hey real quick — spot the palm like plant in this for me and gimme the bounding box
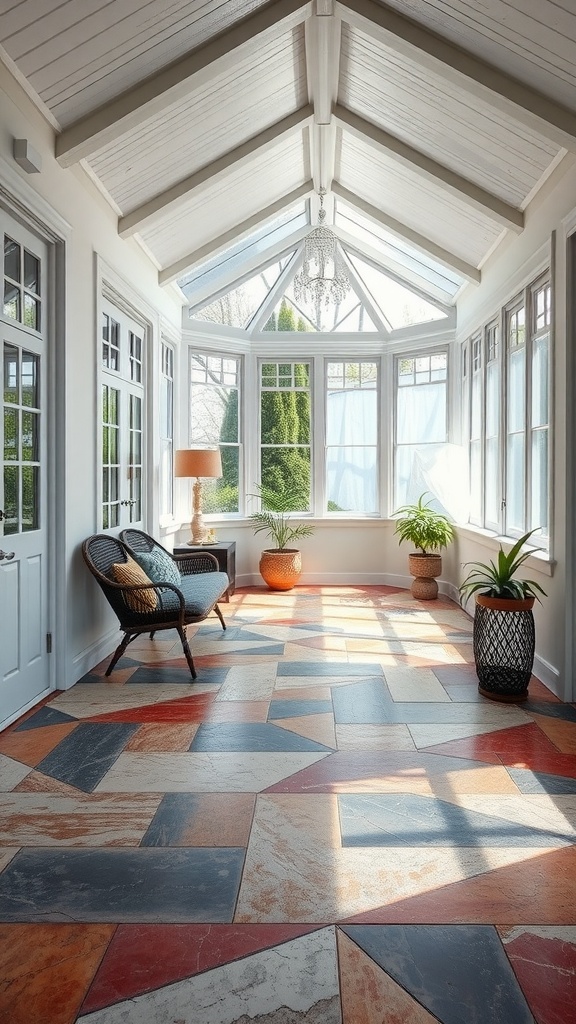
[393,493,455,554]
[459,529,547,601]
[249,483,315,550]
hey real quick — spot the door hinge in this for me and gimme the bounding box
[46,633,52,654]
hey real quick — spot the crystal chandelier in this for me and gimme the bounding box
[293,189,351,307]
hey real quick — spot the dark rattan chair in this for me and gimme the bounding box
[82,533,229,679]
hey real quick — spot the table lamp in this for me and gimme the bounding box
[175,448,222,545]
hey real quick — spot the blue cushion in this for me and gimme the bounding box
[133,548,181,587]
[159,572,229,617]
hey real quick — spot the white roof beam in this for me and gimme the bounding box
[56,0,312,167]
[334,104,524,231]
[305,1,341,190]
[159,181,314,285]
[119,105,313,238]
[332,182,481,283]
[338,0,576,152]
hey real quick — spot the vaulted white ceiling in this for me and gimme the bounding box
[2,0,575,309]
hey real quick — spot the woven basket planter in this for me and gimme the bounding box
[408,552,442,600]
[473,594,535,702]
[259,549,302,591]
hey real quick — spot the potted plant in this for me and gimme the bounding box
[459,529,546,702]
[249,483,315,591]
[392,492,455,599]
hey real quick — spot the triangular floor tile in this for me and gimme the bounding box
[337,929,437,1023]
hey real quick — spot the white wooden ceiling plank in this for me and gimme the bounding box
[338,0,576,150]
[118,106,313,236]
[158,182,314,285]
[334,104,523,229]
[380,0,576,107]
[55,0,311,165]
[332,181,481,282]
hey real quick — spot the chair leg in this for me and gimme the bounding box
[214,603,226,630]
[178,625,197,679]
[106,632,132,676]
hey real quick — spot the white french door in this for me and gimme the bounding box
[1,214,50,726]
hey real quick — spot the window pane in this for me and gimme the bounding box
[4,408,18,461]
[24,250,39,293]
[3,281,20,321]
[23,294,39,331]
[507,347,525,431]
[4,345,18,403]
[3,465,18,535]
[326,388,377,445]
[470,441,482,521]
[531,429,548,535]
[532,335,549,428]
[21,465,38,531]
[190,353,241,513]
[485,437,499,524]
[486,363,499,436]
[21,352,39,407]
[327,445,377,512]
[506,433,525,532]
[261,447,311,511]
[396,383,446,444]
[4,237,20,281]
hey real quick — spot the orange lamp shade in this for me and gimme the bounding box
[174,449,222,479]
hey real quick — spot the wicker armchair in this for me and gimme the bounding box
[82,533,229,679]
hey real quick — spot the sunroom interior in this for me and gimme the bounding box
[1,0,576,732]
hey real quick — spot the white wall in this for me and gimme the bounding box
[0,66,183,688]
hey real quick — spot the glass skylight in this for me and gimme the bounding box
[348,254,448,329]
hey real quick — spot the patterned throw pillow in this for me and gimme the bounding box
[111,557,158,612]
[133,548,182,588]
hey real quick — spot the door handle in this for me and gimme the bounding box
[0,550,15,561]
[0,510,4,521]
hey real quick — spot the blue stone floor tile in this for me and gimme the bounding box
[507,767,576,795]
[341,925,534,1024]
[332,679,395,724]
[14,706,77,730]
[127,666,227,685]
[190,722,333,753]
[36,723,139,792]
[268,699,333,719]
[338,793,574,848]
[524,700,576,721]
[0,847,245,922]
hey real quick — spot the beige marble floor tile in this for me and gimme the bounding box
[272,714,336,749]
[408,723,512,748]
[335,725,416,751]
[0,754,31,792]
[384,667,452,702]
[234,794,549,923]
[0,793,161,846]
[49,683,216,718]
[215,662,278,701]
[95,751,330,793]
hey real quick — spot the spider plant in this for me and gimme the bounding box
[459,529,547,602]
[249,483,315,551]
[392,492,455,554]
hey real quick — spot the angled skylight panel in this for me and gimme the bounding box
[193,257,295,329]
[179,205,308,304]
[347,254,448,330]
[335,204,464,302]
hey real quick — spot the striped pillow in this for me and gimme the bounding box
[111,557,158,612]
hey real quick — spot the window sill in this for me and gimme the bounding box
[456,524,555,577]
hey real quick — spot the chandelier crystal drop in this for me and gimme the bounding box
[293,189,351,307]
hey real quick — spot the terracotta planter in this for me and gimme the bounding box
[259,548,302,591]
[408,552,442,600]
[473,594,535,702]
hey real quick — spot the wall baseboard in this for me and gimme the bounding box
[69,630,118,688]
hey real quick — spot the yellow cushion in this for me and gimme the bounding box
[111,557,158,612]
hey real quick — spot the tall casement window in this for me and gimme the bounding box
[326,361,378,513]
[394,352,448,507]
[189,353,241,513]
[159,342,174,519]
[101,303,145,529]
[259,361,311,510]
[463,271,551,547]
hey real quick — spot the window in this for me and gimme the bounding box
[462,271,551,546]
[3,235,41,331]
[259,361,311,510]
[326,361,378,513]
[395,352,448,507]
[159,342,174,519]
[101,303,145,529]
[189,353,241,513]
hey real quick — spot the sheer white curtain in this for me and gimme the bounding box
[326,390,377,512]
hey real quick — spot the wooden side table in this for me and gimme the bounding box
[174,541,236,598]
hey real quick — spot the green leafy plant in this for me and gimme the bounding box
[392,493,455,554]
[249,483,315,551]
[459,529,547,602]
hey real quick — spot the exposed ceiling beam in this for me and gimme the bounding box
[159,181,314,285]
[119,105,313,238]
[334,104,524,231]
[305,1,341,190]
[56,0,312,167]
[338,0,576,151]
[333,182,481,283]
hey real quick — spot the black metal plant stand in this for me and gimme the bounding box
[473,597,535,702]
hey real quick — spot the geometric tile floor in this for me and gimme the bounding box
[1,584,575,1023]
